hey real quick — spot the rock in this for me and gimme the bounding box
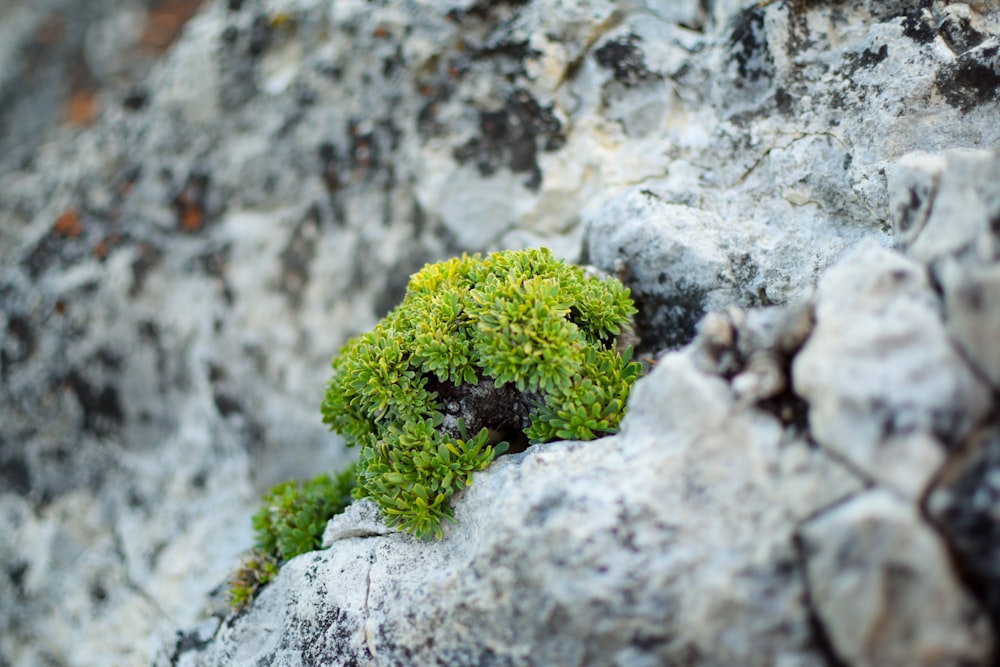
[799,489,994,667]
[584,192,733,350]
[169,243,998,664]
[927,425,1000,626]
[791,241,992,500]
[3,0,1000,665]
[174,350,867,667]
[888,148,1000,388]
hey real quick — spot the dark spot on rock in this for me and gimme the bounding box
[774,86,794,114]
[228,0,244,10]
[90,579,108,604]
[2,314,35,374]
[897,187,922,234]
[293,84,317,107]
[196,245,230,282]
[191,469,207,490]
[629,281,708,354]
[595,34,659,87]
[130,243,162,297]
[417,96,449,139]
[208,363,226,384]
[220,25,239,45]
[936,44,1000,112]
[318,141,343,193]
[938,11,986,55]
[65,371,124,436]
[453,89,564,191]
[889,268,911,283]
[900,8,936,44]
[0,446,31,497]
[122,86,148,111]
[454,0,532,22]
[248,14,272,57]
[128,488,146,509]
[631,632,670,651]
[858,44,888,69]
[792,532,853,667]
[729,6,773,83]
[476,39,537,64]
[524,492,567,527]
[213,392,242,418]
[759,385,810,431]
[927,426,1000,626]
[382,47,404,79]
[172,172,211,233]
[169,627,218,665]
[7,562,28,598]
[22,234,69,279]
[841,44,889,79]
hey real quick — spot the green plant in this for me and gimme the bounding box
[227,548,279,612]
[228,468,356,611]
[321,247,641,539]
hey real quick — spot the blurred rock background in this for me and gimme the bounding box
[1,1,999,665]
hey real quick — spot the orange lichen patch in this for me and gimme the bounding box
[92,233,121,262]
[52,210,82,238]
[173,174,210,233]
[141,0,205,52]
[66,90,99,126]
[373,24,391,39]
[179,206,204,233]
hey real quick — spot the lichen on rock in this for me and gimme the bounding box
[320,247,640,539]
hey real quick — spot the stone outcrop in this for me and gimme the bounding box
[1,0,999,665]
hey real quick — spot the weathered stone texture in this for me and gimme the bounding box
[2,0,1000,665]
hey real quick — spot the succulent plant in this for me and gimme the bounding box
[321,248,641,539]
[228,468,356,610]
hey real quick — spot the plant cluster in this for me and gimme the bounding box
[321,247,641,539]
[228,468,356,611]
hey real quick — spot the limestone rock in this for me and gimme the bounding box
[927,425,1000,625]
[170,240,999,664]
[176,350,866,667]
[800,489,994,667]
[888,148,1000,388]
[791,241,991,500]
[3,0,1000,665]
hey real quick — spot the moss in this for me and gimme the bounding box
[228,468,356,611]
[321,248,641,539]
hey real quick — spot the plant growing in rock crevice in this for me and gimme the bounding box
[321,247,641,539]
[228,468,356,611]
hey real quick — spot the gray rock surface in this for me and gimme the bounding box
[792,241,991,499]
[1,0,1000,665]
[800,488,992,667]
[171,233,997,666]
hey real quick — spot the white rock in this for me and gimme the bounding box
[178,349,871,666]
[889,149,1000,265]
[800,489,994,667]
[938,257,1000,388]
[792,241,992,498]
[3,0,1000,664]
